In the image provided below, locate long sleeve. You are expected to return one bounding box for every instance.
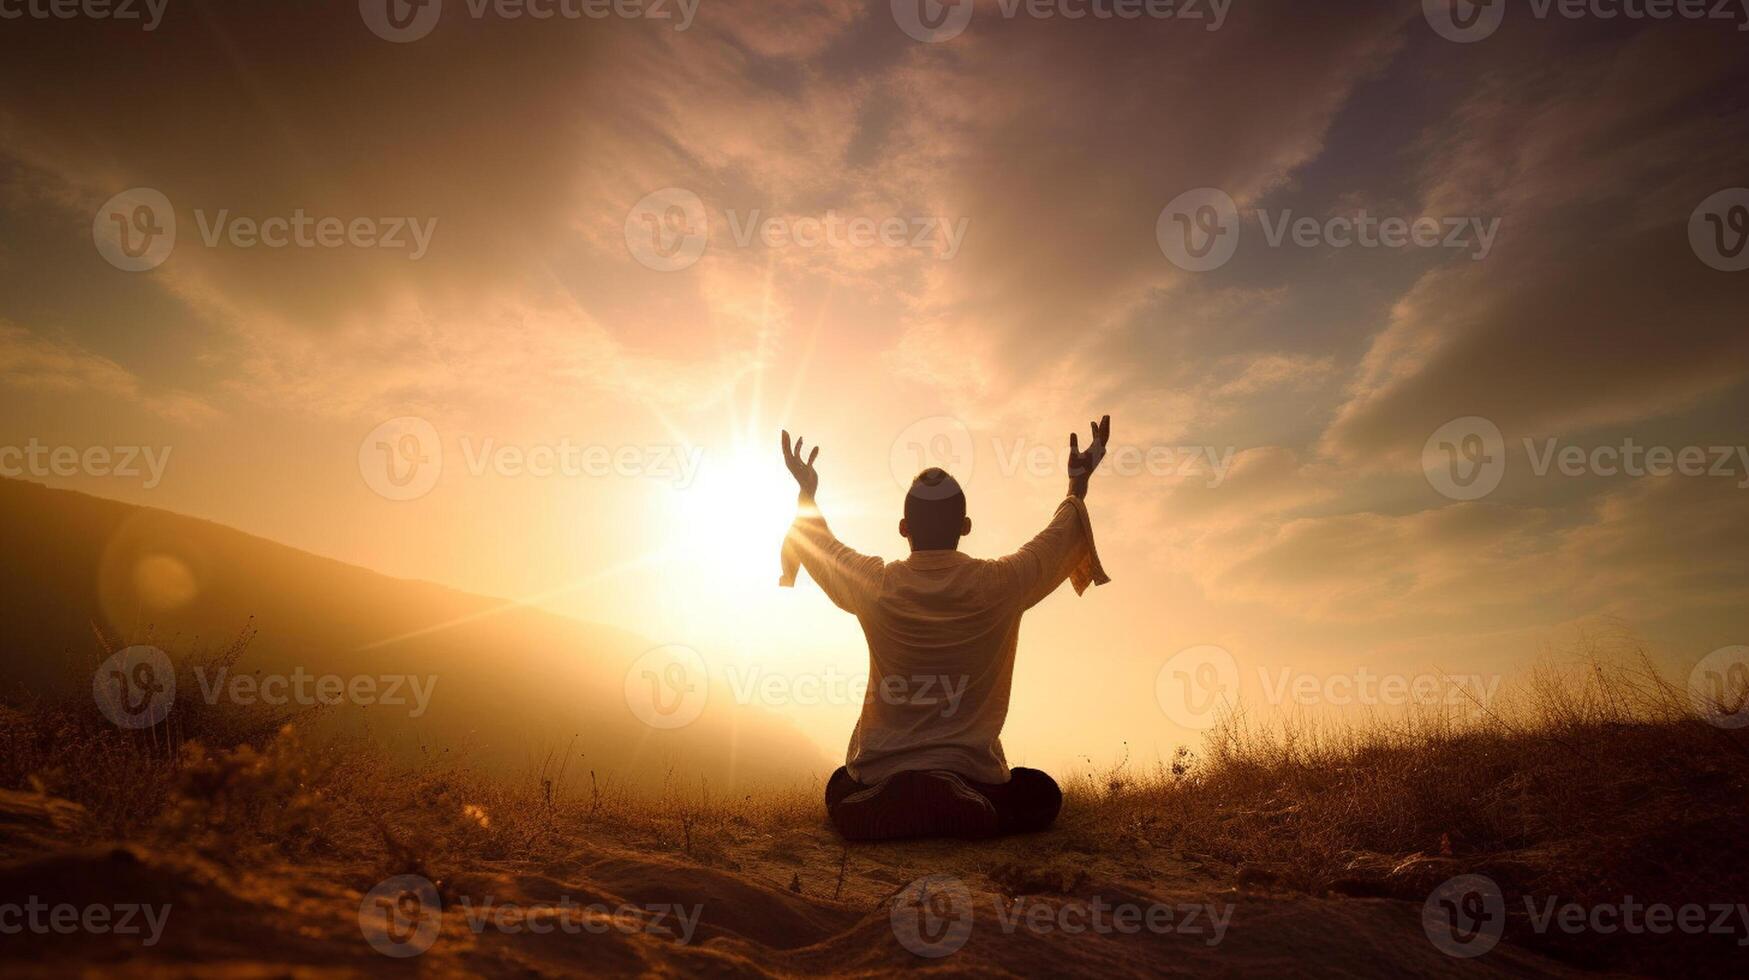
[992,495,1111,610]
[784,507,885,616]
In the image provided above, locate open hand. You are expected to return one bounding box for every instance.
[781,430,821,500]
[1068,414,1111,491]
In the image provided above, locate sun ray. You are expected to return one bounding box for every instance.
[354,548,674,651]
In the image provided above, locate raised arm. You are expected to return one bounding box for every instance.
[779,430,883,614]
[995,415,1113,608]
[1067,414,1111,500]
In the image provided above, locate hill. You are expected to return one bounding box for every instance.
[0,477,829,791]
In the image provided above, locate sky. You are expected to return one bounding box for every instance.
[2,0,1747,773]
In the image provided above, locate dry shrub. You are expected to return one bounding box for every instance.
[1067,647,1748,974]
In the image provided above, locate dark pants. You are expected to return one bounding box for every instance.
[825,766,1062,837]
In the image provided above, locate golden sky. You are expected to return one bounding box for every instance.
[2,0,1747,770]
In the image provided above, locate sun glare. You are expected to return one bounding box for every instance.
[663,443,797,593]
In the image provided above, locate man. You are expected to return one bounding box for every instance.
[779,416,1112,841]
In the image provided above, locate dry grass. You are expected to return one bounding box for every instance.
[1,630,826,884]
[4,634,1746,973]
[1057,649,1749,972]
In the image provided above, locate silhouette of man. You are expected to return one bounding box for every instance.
[779,416,1112,840]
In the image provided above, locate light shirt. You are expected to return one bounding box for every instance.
[786,496,1109,784]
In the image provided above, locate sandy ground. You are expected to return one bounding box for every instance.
[0,788,1580,977]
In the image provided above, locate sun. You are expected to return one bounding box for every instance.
[661,441,799,593]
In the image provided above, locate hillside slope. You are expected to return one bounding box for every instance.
[0,477,828,790]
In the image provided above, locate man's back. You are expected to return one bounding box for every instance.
[790,497,1108,785]
[778,418,1111,840]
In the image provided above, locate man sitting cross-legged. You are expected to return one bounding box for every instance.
[779,416,1112,841]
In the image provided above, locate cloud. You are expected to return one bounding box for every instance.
[1323,27,1749,463]
[0,322,214,423]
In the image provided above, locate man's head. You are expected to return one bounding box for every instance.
[900,468,971,552]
